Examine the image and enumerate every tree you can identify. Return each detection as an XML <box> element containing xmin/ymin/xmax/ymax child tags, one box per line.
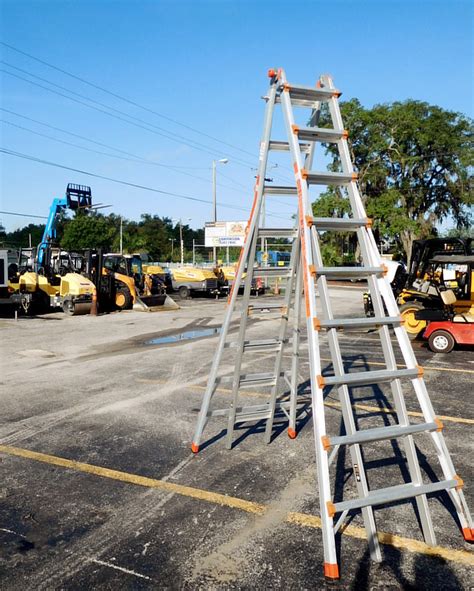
<box><xmin>2</xmin><ymin>223</ymin><xmax>45</xmax><ymax>249</ymax></box>
<box><xmin>61</xmin><ymin>212</ymin><xmax>116</xmax><ymax>251</ymax></box>
<box><xmin>316</xmin><ymin>99</ymin><xmax>473</xmax><ymax>262</ymax></box>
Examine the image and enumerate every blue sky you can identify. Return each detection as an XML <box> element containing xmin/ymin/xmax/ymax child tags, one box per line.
<box><xmin>1</xmin><ymin>0</ymin><xmax>472</xmax><ymax>232</ymax></box>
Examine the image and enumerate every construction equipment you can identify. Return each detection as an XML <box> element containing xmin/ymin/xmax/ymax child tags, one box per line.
<box><xmin>97</xmin><ymin>252</ymin><xmax>177</xmax><ymax>311</ymax></box>
<box><xmin>364</xmin><ymin>238</ymin><xmax>472</xmax><ymax>334</ymax></box>
<box><xmin>0</xmin><ymin>249</ymin><xmax>12</xmax><ymax>307</ymax></box>
<box><xmin>167</xmin><ymin>266</ymin><xmax>219</xmax><ymax>299</ymax></box>
<box><xmin>191</xmin><ymin>69</ymin><xmax>473</xmax><ymax>578</ymax></box>
<box><xmin>9</xmin><ymin>184</ymin><xmax>96</xmax><ymax>315</ymax></box>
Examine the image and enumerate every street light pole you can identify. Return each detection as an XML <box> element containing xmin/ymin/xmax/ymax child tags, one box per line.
<box><xmin>179</xmin><ymin>220</ymin><xmax>184</xmax><ymax>266</ymax></box>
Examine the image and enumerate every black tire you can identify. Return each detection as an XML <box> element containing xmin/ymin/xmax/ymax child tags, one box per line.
<box><xmin>428</xmin><ymin>330</ymin><xmax>455</xmax><ymax>353</ymax></box>
<box><xmin>399</xmin><ymin>301</ymin><xmax>426</xmax><ymax>337</ymax></box>
<box><xmin>62</xmin><ymin>300</ymin><xmax>75</xmax><ymax>316</ymax></box>
<box><xmin>178</xmin><ymin>285</ymin><xmax>191</xmax><ymax>300</ymax></box>
<box><xmin>115</xmin><ymin>287</ymin><xmax>133</xmax><ymax>310</ymax></box>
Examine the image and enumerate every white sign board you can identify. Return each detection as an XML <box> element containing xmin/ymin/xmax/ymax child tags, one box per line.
<box><xmin>205</xmin><ymin>221</ymin><xmax>247</xmax><ymax>247</ymax></box>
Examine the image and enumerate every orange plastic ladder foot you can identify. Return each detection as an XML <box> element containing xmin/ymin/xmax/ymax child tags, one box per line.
<box><xmin>191</xmin><ymin>443</ymin><xmax>200</xmax><ymax>454</ymax></box>
<box><xmin>323</xmin><ymin>563</ymin><xmax>340</xmax><ymax>579</ymax></box>
<box><xmin>462</xmin><ymin>527</ymin><xmax>474</xmax><ymax>542</ymax></box>
<box><xmin>288</xmin><ymin>428</ymin><xmax>297</xmax><ymax>439</ymax></box>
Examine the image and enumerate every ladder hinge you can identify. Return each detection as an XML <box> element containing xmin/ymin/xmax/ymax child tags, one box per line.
<box><xmin>283</xmin><ymin>83</ymin><xmax>290</xmax><ymax>92</ymax></box>
<box><xmin>416</xmin><ymin>365</ymin><xmax>424</xmax><ymax>378</ymax></box>
<box><xmin>326</xmin><ymin>501</ymin><xmax>336</xmax><ymax>517</ymax></box>
<box><xmin>454</xmin><ymin>474</ymin><xmax>464</xmax><ymax>490</ymax></box>
<box><xmin>321</xmin><ymin>435</ymin><xmax>331</xmax><ymax>451</ymax></box>
<box><xmin>332</xmin><ymin>91</ymin><xmax>342</xmax><ymax>98</ymax></box>
<box><xmin>342</xmin><ymin>129</ymin><xmax>349</xmax><ymax>139</ymax></box>
<box><xmin>351</xmin><ymin>172</ymin><xmax>358</xmax><ymax>180</ymax></box>
<box><xmin>305</xmin><ymin>215</ymin><xmax>314</xmax><ymax>227</ymax></box>
<box><xmin>435</xmin><ymin>418</ymin><xmax>443</xmax><ymax>432</ymax></box>
<box><xmin>317</xmin><ymin>375</ymin><xmax>326</xmax><ymax>389</ymax></box>
<box><xmin>382</xmin><ymin>263</ymin><xmax>389</xmax><ymax>276</ymax></box>
<box><xmin>313</xmin><ymin>317</ymin><xmax>321</xmax><ymax>331</ymax></box>
<box><xmin>309</xmin><ymin>264</ymin><xmax>317</xmax><ymax>277</ymax></box>
<box><xmin>366</xmin><ymin>218</ymin><xmax>373</xmax><ymax>228</ymax></box>
<box><xmin>301</xmin><ymin>168</ymin><xmax>309</xmax><ymax>180</ymax></box>
<box><xmin>291</xmin><ymin>124</ymin><xmax>299</xmax><ymax>134</ymax></box>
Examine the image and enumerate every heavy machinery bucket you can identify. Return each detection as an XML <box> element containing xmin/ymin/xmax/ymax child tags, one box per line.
<box><xmin>133</xmin><ymin>293</ymin><xmax>180</xmax><ymax>312</ymax></box>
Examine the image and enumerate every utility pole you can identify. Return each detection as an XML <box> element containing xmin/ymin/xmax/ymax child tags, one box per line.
<box><xmin>119</xmin><ymin>217</ymin><xmax>123</xmax><ymax>254</ymax></box>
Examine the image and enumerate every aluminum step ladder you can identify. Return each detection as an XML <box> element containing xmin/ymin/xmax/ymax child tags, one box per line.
<box><xmin>191</xmin><ymin>68</ymin><xmax>473</xmax><ymax>579</ymax></box>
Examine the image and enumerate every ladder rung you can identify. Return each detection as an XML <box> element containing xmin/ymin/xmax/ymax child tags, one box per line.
<box><xmin>268</xmin><ymin>140</ymin><xmax>311</xmax><ymax>153</ymax></box>
<box><xmin>218</xmin><ymin>371</ymin><xmax>286</xmax><ymax>388</ymax></box>
<box><xmin>304</xmin><ymin>171</ymin><xmax>356</xmax><ymax>186</ymax></box>
<box><xmin>258</xmin><ymin>227</ymin><xmax>298</xmax><ymax>238</ymax></box>
<box><xmin>321</xmin><ymin>368</ymin><xmax>421</xmax><ymax>388</ymax></box>
<box><xmin>332</xmin><ymin>479</ymin><xmax>458</xmax><ymax>515</ymax></box>
<box><xmin>328</xmin><ymin>421</ymin><xmax>440</xmax><ymax>449</ymax></box>
<box><xmin>319</xmin><ymin>316</ymin><xmax>402</xmax><ymax>330</ymax></box>
<box><xmin>295</xmin><ymin>126</ymin><xmax>346</xmax><ymax>143</ymax></box>
<box><xmin>244</xmin><ymin>338</ymin><xmax>283</xmax><ymax>352</ymax></box>
<box><xmin>263</xmin><ymin>185</ymin><xmax>298</xmax><ymax>195</ymax></box>
<box><xmin>208</xmin><ymin>396</ymin><xmax>311</xmax><ymax>421</ymax></box>
<box><xmin>281</xmin><ymin>83</ymin><xmax>339</xmax><ymax>102</ymax></box>
<box><xmin>225</xmin><ymin>338</ymin><xmax>282</xmax><ymax>351</ymax></box>
<box><xmin>253</xmin><ymin>267</ymin><xmax>292</xmax><ymax>277</ymax></box>
<box><xmin>248</xmin><ymin>302</ymin><xmax>287</xmax><ymax>312</ymax></box>
<box><xmin>316</xmin><ymin>266</ymin><xmax>384</xmax><ymax>279</ymax></box>
<box><xmin>313</xmin><ymin>217</ymin><xmax>369</xmax><ymax>231</ymax></box>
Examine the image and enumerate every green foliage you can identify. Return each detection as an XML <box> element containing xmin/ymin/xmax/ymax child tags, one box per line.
<box><xmin>317</xmin><ymin>98</ymin><xmax>473</xmax><ymax>261</ymax></box>
<box><xmin>2</xmin><ymin>223</ymin><xmax>45</xmax><ymax>248</ymax></box>
<box><xmin>61</xmin><ymin>212</ymin><xmax>117</xmax><ymax>251</ymax></box>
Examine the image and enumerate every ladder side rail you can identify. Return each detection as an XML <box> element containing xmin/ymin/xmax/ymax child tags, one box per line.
<box><xmin>309</xmin><ymin>225</ymin><xmax>382</xmax><ymax>562</ymax></box>
<box><xmin>304</xmin><ymin>103</ymin><xmax>381</xmax><ymax>557</ymax></box>
<box><xmin>288</xmin><ymin>242</ymin><xmax>303</xmax><ymax>438</ymax></box>
<box><xmin>327</xmin><ymin>81</ymin><xmax>438</xmax><ymax>544</ymax></box>
<box><xmin>359</xmin><ymin>247</ymin><xmax>437</xmax><ymax>546</ymax></box>
<box><xmin>225</xmin><ymin>217</ymin><xmax>264</xmax><ymax>449</ymax></box>
<box><xmin>279</xmin><ymin>68</ymin><xmax>338</xmax><ymax>574</ymax></box>
<box><xmin>192</xmin><ymin>79</ymin><xmax>278</xmax><ymax>452</ymax></box>
<box><xmin>369</xmin><ymin>229</ymin><xmax>473</xmax><ymax>536</ymax></box>
<box><xmin>327</xmin><ymin>69</ymin><xmax>473</xmax><ymax>540</ymax></box>
<box><xmin>264</xmin><ymin>236</ymin><xmax>300</xmax><ymax>443</ymax></box>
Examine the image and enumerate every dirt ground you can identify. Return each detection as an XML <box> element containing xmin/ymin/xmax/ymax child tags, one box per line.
<box><xmin>1</xmin><ymin>286</ymin><xmax>473</xmax><ymax>590</ymax></box>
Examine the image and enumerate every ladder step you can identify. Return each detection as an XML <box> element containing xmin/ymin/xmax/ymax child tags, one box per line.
<box><xmin>316</xmin><ymin>266</ymin><xmax>385</xmax><ymax>279</ymax></box>
<box><xmin>208</xmin><ymin>396</ymin><xmax>311</xmax><ymax>421</ymax></box>
<box><xmin>225</xmin><ymin>338</ymin><xmax>283</xmax><ymax>351</ymax></box>
<box><xmin>263</xmin><ymin>185</ymin><xmax>298</xmax><ymax>195</ymax></box>
<box><xmin>332</xmin><ymin>479</ymin><xmax>458</xmax><ymax>515</ymax></box>
<box><xmin>254</xmin><ymin>267</ymin><xmax>292</xmax><ymax>278</ymax></box>
<box><xmin>319</xmin><ymin>316</ymin><xmax>402</xmax><ymax>330</ymax></box>
<box><xmin>248</xmin><ymin>301</ymin><xmax>287</xmax><ymax>310</ymax></box>
<box><xmin>218</xmin><ymin>371</ymin><xmax>286</xmax><ymax>388</ymax></box>
<box><xmin>258</xmin><ymin>228</ymin><xmax>298</xmax><ymax>238</ymax></box>
<box><xmin>294</xmin><ymin>126</ymin><xmax>346</xmax><ymax>143</ymax></box>
<box><xmin>313</xmin><ymin>217</ymin><xmax>370</xmax><ymax>231</ymax></box>
<box><xmin>321</xmin><ymin>367</ymin><xmax>421</xmax><ymax>389</ymax></box>
<box><xmin>269</xmin><ymin>140</ymin><xmax>311</xmax><ymax>154</ymax></box>
<box><xmin>244</xmin><ymin>338</ymin><xmax>284</xmax><ymax>352</ymax></box>
<box><xmin>303</xmin><ymin>171</ymin><xmax>357</xmax><ymax>186</ymax></box>
<box><xmin>279</xmin><ymin>83</ymin><xmax>340</xmax><ymax>103</ymax></box>
<box><xmin>328</xmin><ymin>421</ymin><xmax>440</xmax><ymax>449</ymax></box>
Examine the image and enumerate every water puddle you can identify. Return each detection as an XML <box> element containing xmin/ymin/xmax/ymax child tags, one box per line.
<box><xmin>145</xmin><ymin>327</ymin><xmax>221</xmax><ymax>346</ymax></box>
